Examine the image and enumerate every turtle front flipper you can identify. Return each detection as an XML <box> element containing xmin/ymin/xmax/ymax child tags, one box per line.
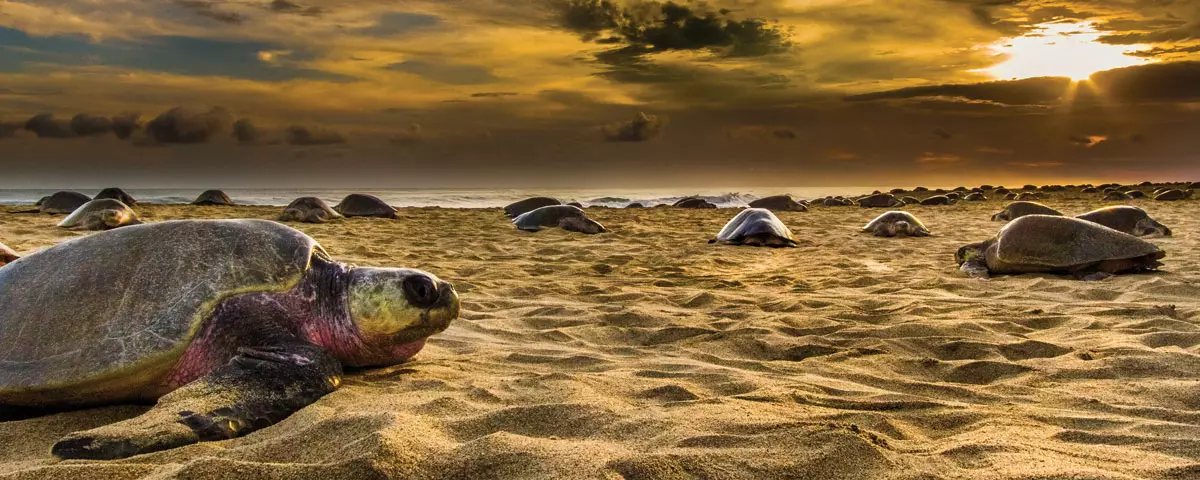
<box><xmin>51</xmin><ymin>342</ymin><xmax>342</xmax><ymax>460</ymax></box>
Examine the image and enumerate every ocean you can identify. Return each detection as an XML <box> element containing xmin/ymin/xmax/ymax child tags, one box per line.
<box><xmin>0</xmin><ymin>187</ymin><xmax>885</xmax><ymax>208</ymax></box>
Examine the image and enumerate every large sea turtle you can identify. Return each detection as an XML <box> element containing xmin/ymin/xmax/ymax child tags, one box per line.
<box><xmin>956</xmin><ymin>215</ymin><xmax>1165</xmax><ymax>280</ymax></box>
<box><xmin>192</xmin><ymin>190</ymin><xmax>235</xmax><ymax>206</ymax></box>
<box><xmin>858</xmin><ymin>193</ymin><xmax>903</xmax><ymax>208</ymax></box>
<box><xmin>991</xmin><ymin>201</ymin><xmax>1062</xmax><ymax>221</ymax></box>
<box><xmin>24</xmin><ymin>191</ymin><xmax>91</xmax><ymax>214</ymax></box>
<box><xmin>95</xmin><ymin>188</ymin><xmax>138</xmax><ymax>206</ymax></box>
<box><xmin>505</xmin><ymin>197</ymin><xmax>560</xmax><ymax>218</ymax></box>
<box><xmin>513</xmin><ymin>205</ymin><xmax>606</xmax><ymax>234</ymax></box>
<box><xmin>920</xmin><ymin>195</ymin><xmax>954</xmax><ymax>206</ymax></box>
<box><xmin>279</xmin><ymin>197</ymin><xmax>342</xmax><ymax>223</ymax></box>
<box><xmin>1076</xmin><ymin>206</ymin><xmax>1171</xmax><ymax>237</ymax></box>
<box><xmin>335</xmin><ymin>194</ymin><xmax>397</xmax><ymax>219</ymax></box>
<box><xmin>1155</xmin><ymin>189</ymin><xmax>1192</xmax><ymax>201</ymax></box>
<box><xmin>58</xmin><ymin>199</ymin><xmax>142</xmax><ymax>231</ymax></box>
<box><xmin>710</xmin><ymin>208</ymin><xmax>796</xmax><ymax>247</ymax></box>
<box><xmin>673</xmin><ymin>197</ymin><xmax>717</xmax><ymax>209</ymax></box>
<box><xmin>0</xmin><ymin>220</ymin><xmax>459</xmax><ymax>460</ymax></box>
<box><xmin>0</xmin><ymin>242</ymin><xmax>17</xmax><ymax>267</ymax></box>
<box><xmin>863</xmin><ymin>211</ymin><xmax>930</xmax><ymax>237</ymax></box>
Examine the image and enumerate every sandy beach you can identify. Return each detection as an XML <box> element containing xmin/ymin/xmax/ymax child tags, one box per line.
<box><xmin>0</xmin><ymin>196</ymin><xmax>1198</xmax><ymax>479</ymax></box>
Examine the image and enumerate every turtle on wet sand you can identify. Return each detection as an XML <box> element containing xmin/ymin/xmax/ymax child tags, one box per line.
<box><xmin>858</xmin><ymin>193</ymin><xmax>903</xmax><ymax>208</ymax></box>
<box><xmin>504</xmin><ymin>197</ymin><xmax>560</xmax><ymax>218</ymax></box>
<box><xmin>513</xmin><ymin>205</ymin><xmax>606</xmax><ymax>234</ymax></box>
<box><xmin>279</xmin><ymin>197</ymin><xmax>342</xmax><ymax>223</ymax></box>
<box><xmin>58</xmin><ymin>199</ymin><xmax>142</xmax><ymax>231</ymax></box>
<box><xmin>920</xmin><ymin>195</ymin><xmax>954</xmax><ymax>206</ymax></box>
<box><xmin>710</xmin><ymin>208</ymin><xmax>797</xmax><ymax>247</ymax></box>
<box><xmin>749</xmin><ymin>195</ymin><xmax>807</xmax><ymax>212</ymax></box>
<box><xmin>192</xmin><ymin>190</ymin><xmax>235</xmax><ymax>206</ymax></box>
<box><xmin>0</xmin><ymin>219</ymin><xmax>459</xmax><ymax>460</ymax></box>
<box><xmin>991</xmin><ymin>201</ymin><xmax>1062</xmax><ymax>221</ymax></box>
<box><xmin>1155</xmin><ymin>189</ymin><xmax>1193</xmax><ymax>201</ymax></box>
<box><xmin>673</xmin><ymin>197</ymin><xmax>717</xmax><ymax>209</ymax></box>
<box><xmin>863</xmin><ymin>211</ymin><xmax>930</xmax><ymax>237</ymax></box>
<box><xmin>956</xmin><ymin>215</ymin><xmax>1165</xmax><ymax>280</ymax></box>
<box><xmin>333</xmin><ymin>194</ymin><xmax>397</xmax><ymax>219</ymax></box>
<box><xmin>1076</xmin><ymin>206</ymin><xmax>1170</xmax><ymax>237</ymax></box>
<box><xmin>0</xmin><ymin>242</ymin><xmax>17</xmax><ymax>267</ymax></box>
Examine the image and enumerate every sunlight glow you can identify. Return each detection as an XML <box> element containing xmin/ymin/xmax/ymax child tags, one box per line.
<box><xmin>980</xmin><ymin>22</ymin><xmax>1154</xmax><ymax>81</ymax></box>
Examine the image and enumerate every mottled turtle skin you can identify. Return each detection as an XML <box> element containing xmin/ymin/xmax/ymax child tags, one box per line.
<box><xmin>0</xmin><ymin>242</ymin><xmax>17</xmax><ymax>267</ymax></box>
<box><xmin>956</xmin><ymin>215</ymin><xmax>1165</xmax><ymax>280</ymax></box>
<box><xmin>504</xmin><ymin>197</ymin><xmax>560</xmax><ymax>218</ymax></box>
<box><xmin>279</xmin><ymin>197</ymin><xmax>342</xmax><ymax>224</ymax></box>
<box><xmin>95</xmin><ymin>188</ymin><xmax>137</xmax><ymax>206</ymax></box>
<box><xmin>0</xmin><ymin>220</ymin><xmax>459</xmax><ymax>460</ymax></box>
<box><xmin>749</xmin><ymin>195</ymin><xmax>807</xmax><ymax>212</ymax></box>
<box><xmin>35</xmin><ymin>191</ymin><xmax>92</xmax><ymax>214</ymax></box>
<box><xmin>333</xmin><ymin>194</ymin><xmax>397</xmax><ymax>219</ymax></box>
<box><xmin>1076</xmin><ymin>206</ymin><xmax>1170</xmax><ymax>237</ymax></box>
<box><xmin>513</xmin><ymin>205</ymin><xmax>606</xmax><ymax>234</ymax></box>
<box><xmin>863</xmin><ymin>211</ymin><xmax>930</xmax><ymax>237</ymax></box>
<box><xmin>991</xmin><ymin>201</ymin><xmax>1062</xmax><ymax>221</ymax></box>
<box><xmin>920</xmin><ymin>195</ymin><xmax>954</xmax><ymax>206</ymax></box>
<box><xmin>710</xmin><ymin>208</ymin><xmax>796</xmax><ymax>247</ymax></box>
<box><xmin>858</xmin><ymin>193</ymin><xmax>903</xmax><ymax>208</ymax></box>
<box><xmin>58</xmin><ymin>199</ymin><xmax>142</xmax><ymax>231</ymax></box>
<box><xmin>1155</xmin><ymin>189</ymin><xmax>1192</xmax><ymax>201</ymax></box>
<box><xmin>192</xmin><ymin>190</ymin><xmax>235</xmax><ymax>206</ymax></box>
<box><xmin>673</xmin><ymin>197</ymin><xmax>717</xmax><ymax>209</ymax></box>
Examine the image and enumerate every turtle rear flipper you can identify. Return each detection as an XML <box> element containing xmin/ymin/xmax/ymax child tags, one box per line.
<box><xmin>51</xmin><ymin>342</ymin><xmax>342</xmax><ymax>460</ymax></box>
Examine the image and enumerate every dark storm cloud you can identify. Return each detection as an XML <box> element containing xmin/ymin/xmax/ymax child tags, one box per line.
<box><xmin>1089</xmin><ymin>61</ymin><xmax>1200</xmax><ymax>102</ymax></box>
<box><xmin>111</xmin><ymin>114</ymin><xmax>140</xmax><ymax>140</ymax></box>
<box><xmin>233</xmin><ymin>118</ymin><xmax>259</xmax><ymax>143</ymax></box>
<box><xmin>175</xmin><ymin>1</ymin><xmax>246</xmax><ymax>25</ymax></box>
<box><xmin>286</xmin><ymin>125</ymin><xmax>347</xmax><ymax>145</ymax></box>
<box><xmin>23</xmin><ymin>114</ymin><xmax>76</xmax><ymax>138</ymax></box>
<box><xmin>601</xmin><ymin>112</ymin><xmax>666</xmax><ymax>142</ymax></box>
<box><xmin>844</xmin><ymin>76</ymin><xmax>1071</xmax><ymax>105</ymax></box>
<box><xmin>145</xmin><ymin>107</ymin><xmax>233</xmax><ymax>144</ymax></box>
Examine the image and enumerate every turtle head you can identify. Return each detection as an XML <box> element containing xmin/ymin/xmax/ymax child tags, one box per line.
<box><xmin>345</xmin><ymin>267</ymin><xmax>460</xmax><ymax>361</ymax></box>
<box><xmin>955</xmin><ymin>241</ymin><xmax>988</xmax><ymax>266</ymax></box>
<box><xmin>894</xmin><ymin>221</ymin><xmax>911</xmax><ymax>237</ymax></box>
<box><xmin>560</xmin><ymin>216</ymin><xmax>607</xmax><ymax>234</ymax></box>
<box><xmin>1137</xmin><ymin>218</ymin><xmax>1171</xmax><ymax>237</ymax></box>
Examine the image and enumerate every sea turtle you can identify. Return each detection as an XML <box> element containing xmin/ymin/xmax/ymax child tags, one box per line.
<box><xmin>513</xmin><ymin>205</ymin><xmax>606</xmax><ymax>234</ymax></box>
<box><xmin>95</xmin><ymin>188</ymin><xmax>138</xmax><ymax>206</ymax></box>
<box><xmin>0</xmin><ymin>242</ymin><xmax>17</xmax><ymax>267</ymax></box>
<box><xmin>24</xmin><ymin>191</ymin><xmax>91</xmax><ymax>214</ymax></box>
<box><xmin>1126</xmin><ymin>190</ymin><xmax>1146</xmax><ymax>199</ymax></box>
<box><xmin>333</xmin><ymin>194</ymin><xmax>397</xmax><ymax>219</ymax></box>
<box><xmin>566</xmin><ymin>202</ymin><xmax>584</xmax><ymax>208</ymax></box>
<box><xmin>58</xmin><ymin>199</ymin><xmax>142</xmax><ymax>231</ymax></box>
<box><xmin>625</xmin><ymin>203</ymin><xmax>645</xmax><ymax>209</ymax></box>
<box><xmin>1015</xmin><ymin>192</ymin><xmax>1042</xmax><ymax>201</ymax></box>
<box><xmin>889</xmin><ymin>188</ymin><xmax>906</xmax><ymax>194</ymax></box>
<box><xmin>991</xmin><ymin>201</ymin><xmax>1062</xmax><ymax>221</ymax></box>
<box><xmin>913</xmin><ymin>187</ymin><xmax>930</xmax><ymax>193</ymax></box>
<box><xmin>956</xmin><ymin>215</ymin><xmax>1165</xmax><ymax>280</ymax></box>
<box><xmin>673</xmin><ymin>197</ymin><xmax>717</xmax><ymax>209</ymax></box>
<box><xmin>901</xmin><ymin>196</ymin><xmax>921</xmax><ymax>205</ymax></box>
<box><xmin>279</xmin><ymin>197</ymin><xmax>342</xmax><ymax>223</ymax></box>
<box><xmin>1004</xmin><ymin>192</ymin><xmax>1018</xmax><ymax>200</ymax></box>
<box><xmin>858</xmin><ymin>193</ymin><xmax>903</xmax><ymax>208</ymax></box>
<box><xmin>945</xmin><ymin>192</ymin><xmax>962</xmax><ymax>201</ymax></box>
<box><xmin>994</xmin><ymin>188</ymin><xmax>1010</xmax><ymax>195</ymax></box>
<box><xmin>504</xmin><ymin>197</ymin><xmax>560</xmax><ymax>218</ymax></box>
<box><xmin>1105</xmin><ymin>191</ymin><xmax>1134</xmax><ymax>201</ymax></box>
<box><xmin>920</xmin><ymin>195</ymin><xmax>954</xmax><ymax>206</ymax></box>
<box><xmin>1081</xmin><ymin>187</ymin><xmax>1099</xmax><ymax>193</ymax></box>
<box><xmin>749</xmin><ymin>195</ymin><xmax>807</xmax><ymax>212</ymax></box>
<box><xmin>1155</xmin><ymin>189</ymin><xmax>1192</xmax><ymax>201</ymax></box>
<box><xmin>192</xmin><ymin>190</ymin><xmax>235</xmax><ymax>206</ymax></box>
<box><xmin>710</xmin><ymin>208</ymin><xmax>796</xmax><ymax>247</ymax></box>
<box><xmin>0</xmin><ymin>219</ymin><xmax>459</xmax><ymax>459</ymax></box>
<box><xmin>1076</xmin><ymin>206</ymin><xmax>1171</xmax><ymax>237</ymax></box>
<box><xmin>862</xmin><ymin>211</ymin><xmax>930</xmax><ymax>237</ymax></box>
<box><xmin>823</xmin><ymin>197</ymin><xmax>852</xmax><ymax>207</ymax></box>
<box><xmin>965</xmin><ymin>192</ymin><xmax>987</xmax><ymax>201</ymax></box>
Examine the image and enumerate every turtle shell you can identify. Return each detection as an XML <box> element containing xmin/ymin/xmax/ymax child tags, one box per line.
<box><xmin>513</xmin><ymin>205</ymin><xmax>587</xmax><ymax>231</ymax></box>
<box><xmin>991</xmin><ymin>215</ymin><xmax>1163</xmax><ymax>269</ymax></box>
<box><xmin>1075</xmin><ymin>206</ymin><xmax>1157</xmax><ymax>235</ymax></box>
<box><xmin>280</xmin><ymin>197</ymin><xmax>342</xmax><ymax>223</ymax></box>
<box><xmin>863</xmin><ymin>211</ymin><xmax>928</xmax><ymax>233</ymax></box>
<box><xmin>95</xmin><ymin>188</ymin><xmax>137</xmax><ymax>206</ymax></box>
<box><xmin>57</xmin><ymin>199</ymin><xmax>141</xmax><ymax>230</ymax></box>
<box><xmin>39</xmin><ymin>191</ymin><xmax>92</xmax><ymax>214</ymax></box>
<box><xmin>0</xmin><ymin>219</ymin><xmax>322</xmax><ymax>404</ymax></box>
<box><xmin>334</xmin><ymin>194</ymin><xmax>397</xmax><ymax>218</ymax></box>
<box><xmin>749</xmin><ymin>195</ymin><xmax>807</xmax><ymax>212</ymax></box>
<box><xmin>858</xmin><ymin>194</ymin><xmax>901</xmax><ymax>208</ymax></box>
<box><xmin>995</xmin><ymin>201</ymin><xmax>1062</xmax><ymax>221</ymax></box>
<box><xmin>193</xmin><ymin>190</ymin><xmax>235</xmax><ymax>206</ymax></box>
<box><xmin>505</xmin><ymin>197</ymin><xmax>560</xmax><ymax>218</ymax></box>
<box><xmin>715</xmin><ymin>208</ymin><xmax>795</xmax><ymax>244</ymax></box>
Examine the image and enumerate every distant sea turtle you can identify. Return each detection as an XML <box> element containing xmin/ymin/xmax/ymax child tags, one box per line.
<box><xmin>1155</xmin><ymin>189</ymin><xmax>1192</xmax><ymax>201</ymax></box>
<box><xmin>956</xmin><ymin>215</ymin><xmax>1165</xmax><ymax>280</ymax></box>
<box><xmin>749</xmin><ymin>195</ymin><xmax>807</xmax><ymax>212</ymax></box>
<box><xmin>1126</xmin><ymin>190</ymin><xmax>1146</xmax><ymax>198</ymax></box>
<box><xmin>513</xmin><ymin>205</ymin><xmax>606</xmax><ymax>234</ymax></box>
<box><xmin>566</xmin><ymin>202</ymin><xmax>584</xmax><ymax>208</ymax></box>
<box><xmin>673</xmin><ymin>197</ymin><xmax>717</xmax><ymax>209</ymax></box>
<box><xmin>504</xmin><ymin>197</ymin><xmax>560</xmax><ymax>218</ymax></box>
<box><xmin>334</xmin><ymin>194</ymin><xmax>397</xmax><ymax>219</ymax></box>
<box><xmin>95</xmin><ymin>188</ymin><xmax>138</xmax><ymax>206</ymax></box>
<box><xmin>192</xmin><ymin>190</ymin><xmax>235</xmax><ymax>206</ymax></box>
<box><xmin>0</xmin><ymin>242</ymin><xmax>17</xmax><ymax>267</ymax></box>
<box><xmin>24</xmin><ymin>191</ymin><xmax>91</xmax><ymax>214</ymax></box>
<box><xmin>58</xmin><ymin>199</ymin><xmax>141</xmax><ymax>231</ymax></box>
<box><xmin>920</xmin><ymin>195</ymin><xmax>954</xmax><ymax>206</ymax></box>
<box><xmin>901</xmin><ymin>196</ymin><xmax>921</xmax><ymax>205</ymax></box>
<box><xmin>710</xmin><ymin>208</ymin><xmax>796</xmax><ymax>247</ymax></box>
<box><xmin>991</xmin><ymin>201</ymin><xmax>1062</xmax><ymax>221</ymax></box>
<box><xmin>0</xmin><ymin>220</ymin><xmax>459</xmax><ymax>459</ymax></box>
<box><xmin>1015</xmin><ymin>192</ymin><xmax>1041</xmax><ymax>201</ymax></box>
<box><xmin>863</xmin><ymin>211</ymin><xmax>930</xmax><ymax>237</ymax></box>
<box><xmin>625</xmin><ymin>203</ymin><xmax>645</xmax><ymax>209</ymax></box>
<box><xmin>964</xmin><ymin>192</ymin><xmax>987</xmax><ymax>201</ymax></box>
<box><xmin>858</xmin><ymin>193</ymin><xmax>903</xmax><ymax>208</ymax></box>
<box><xmin>823</xmin><ymin>197</ymin><xmax>852</xmax><ymax>207</ymax></box>
<box><xmin>1105</xmin><ymin>191</ymin><xmax>1133</xmax><ymax>201</ymax></box>
<box><xmin>1081</xmin><ymin>187</ymin><xmax>1099</xmax><ymax>193</ymax></box>
<box><xmin>1076</xmin><ymin>206</ymin><xmax>1171</xmax><ymax>237</ymax></box>
<box><xmin>279</xmin><ymin>197</ymin><xmax>342</xmax><ymax>223</ymax></box>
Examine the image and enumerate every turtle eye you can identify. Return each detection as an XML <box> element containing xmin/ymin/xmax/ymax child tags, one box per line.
<box><xmin>402</xmin><ymin>275</ymin><xmax>440</xmax><ymax>308</ymax></box>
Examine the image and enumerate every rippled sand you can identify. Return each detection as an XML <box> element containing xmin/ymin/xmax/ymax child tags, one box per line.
<box><xmin>1</xmin><ymin>197</ymin><xmax>1198</xmax><ymax>479</ymax></box>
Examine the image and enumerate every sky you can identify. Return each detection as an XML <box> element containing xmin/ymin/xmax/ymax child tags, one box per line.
<box><xmin>1</xmin><ymin>0</ymin><xmax>1199</xmax><ymax>188</ymax></box>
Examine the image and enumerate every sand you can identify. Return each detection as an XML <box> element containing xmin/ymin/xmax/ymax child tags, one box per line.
<box><xmin>0</xmin><ymin>197</ymin><xmax>1198</xmax><ymax>479</ymax></box>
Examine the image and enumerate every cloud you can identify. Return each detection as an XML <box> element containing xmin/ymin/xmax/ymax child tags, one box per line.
<box><xmin>916</xmin><ymin>152</ymin><xmax>963</xmax><ymax>163</ymax></box>
<box><xmin>390</xmin><ymin>123</ymin><xmax>423</xmax><ymax>145</ymax></box>
<box><xmin>1088</xmin><ymin>61</ymin><xmax>1200</xmax><ymax>102</ymax></box>
<box><xmin>268</xmin><ymin>0</ymin><xmax>325</xmax><ymax>17</ymax></box>
<box><xmin>601</xmin><ymin>112</ymin><xmax>666</xmax><ymax>142</ymax></box>
<box><xmin>233</xmin><ymin>118</ymin><xmax>259</xmax><ymax>143</ymax></box>
<box><xmin>845</xmin><ymin>77</ymin><xmax>1071</xmax><ymax>105</ymax></box>
<box><xmin>145</xmin><ymin>106</ymin><xmax>233</xmax><ymax>144</ymax></box>
<box><xmin>24</xmin><ymin>114</ymin><xmax>76</xmax><ymax>138</ymax></box>
<box><xmin>175</xmin><ymin>1</ymin><xmax>245</xmax><ymax>25</ymax></box>
<box><xmin>286</xmin><ymin>125</ymin><xmax>346</xmax><ymax>145</ymax></box>
<box><xmin>357</xmin><ymin>12</ymin><xmax>440</xmax><ymax>36</ymax></box>
<box><xmin>471</xmin><ymin>92</ymin><xmax>520</xmax><ymax>98</ymax></box>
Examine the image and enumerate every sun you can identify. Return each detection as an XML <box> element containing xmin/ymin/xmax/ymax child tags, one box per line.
<box><xmin>979</xmin><ymin>22</ymin><xmax>1155</xmax><ymax>81</ymax></box>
